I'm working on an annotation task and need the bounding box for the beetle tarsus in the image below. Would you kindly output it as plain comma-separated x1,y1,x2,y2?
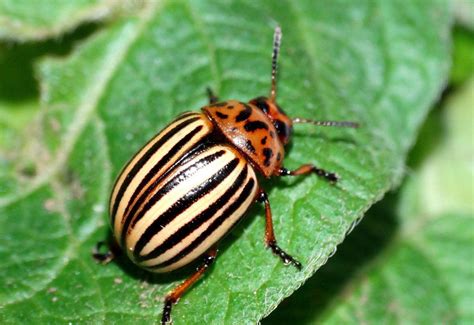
161,298,174,325
258,188,302,270
160,248,218,324
314,168,339,183
279,165,339,184
268,240,302,270
92,241,115,264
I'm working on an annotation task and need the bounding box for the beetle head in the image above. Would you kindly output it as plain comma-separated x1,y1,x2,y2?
249,96,292,145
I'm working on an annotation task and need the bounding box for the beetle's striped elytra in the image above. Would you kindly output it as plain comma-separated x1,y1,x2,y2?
94,26,358,324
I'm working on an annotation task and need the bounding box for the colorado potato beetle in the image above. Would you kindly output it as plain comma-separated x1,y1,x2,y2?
94,26,358,324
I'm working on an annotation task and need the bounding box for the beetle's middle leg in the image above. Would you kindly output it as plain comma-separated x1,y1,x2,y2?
257,189,302,270
206,87,219,104
278,164,339,183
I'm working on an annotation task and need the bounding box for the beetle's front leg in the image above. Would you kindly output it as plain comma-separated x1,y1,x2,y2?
278,164,339,183
257,189,301,270
162,247,218,324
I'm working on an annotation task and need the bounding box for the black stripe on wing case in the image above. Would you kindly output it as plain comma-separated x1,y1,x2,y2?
121,124,205,227
137,164,248,261
110,115,200,224
133,157,241,259
120,149,226,247
151,177,255,269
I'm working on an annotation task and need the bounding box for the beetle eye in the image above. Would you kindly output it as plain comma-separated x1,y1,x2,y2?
274,119,292,144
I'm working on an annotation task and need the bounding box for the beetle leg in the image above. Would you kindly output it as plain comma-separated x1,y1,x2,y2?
278,165,339,184
162,247,218,325
92,241,118,264
206,87,219,104
257,190,302,270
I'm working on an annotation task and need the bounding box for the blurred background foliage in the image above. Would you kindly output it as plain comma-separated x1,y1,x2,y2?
0,1,472,324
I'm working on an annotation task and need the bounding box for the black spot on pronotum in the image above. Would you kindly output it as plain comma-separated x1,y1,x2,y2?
227,105,234,109
216,111,228,119
261,136,267,145
269,130,276,138
276,152,281,161
262,148,273,167
244,121,269,132
245,140,256,153
235,105,252,122
254,97,270,114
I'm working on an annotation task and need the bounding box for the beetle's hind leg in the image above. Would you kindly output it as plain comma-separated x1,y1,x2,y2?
92,240,119,264
257,189,302,270
206,87,219,104
162,247,218,325
278,164,339,184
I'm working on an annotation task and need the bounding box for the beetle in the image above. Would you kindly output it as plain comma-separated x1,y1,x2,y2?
93,26,358,324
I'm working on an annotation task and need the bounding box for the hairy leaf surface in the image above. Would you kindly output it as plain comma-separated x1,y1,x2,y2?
0,1,450,323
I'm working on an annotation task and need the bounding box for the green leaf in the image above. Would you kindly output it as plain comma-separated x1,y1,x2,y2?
0,23,102,197
0,1,451,324
0,0,123,41
265,75,473,324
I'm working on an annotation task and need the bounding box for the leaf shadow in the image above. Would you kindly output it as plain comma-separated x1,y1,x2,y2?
0,22,101,103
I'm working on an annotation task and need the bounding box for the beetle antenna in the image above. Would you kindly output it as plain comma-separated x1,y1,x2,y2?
270,26,282,103
292,118,359,128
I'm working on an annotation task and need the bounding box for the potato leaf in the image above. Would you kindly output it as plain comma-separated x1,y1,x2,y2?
0,1,450,323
